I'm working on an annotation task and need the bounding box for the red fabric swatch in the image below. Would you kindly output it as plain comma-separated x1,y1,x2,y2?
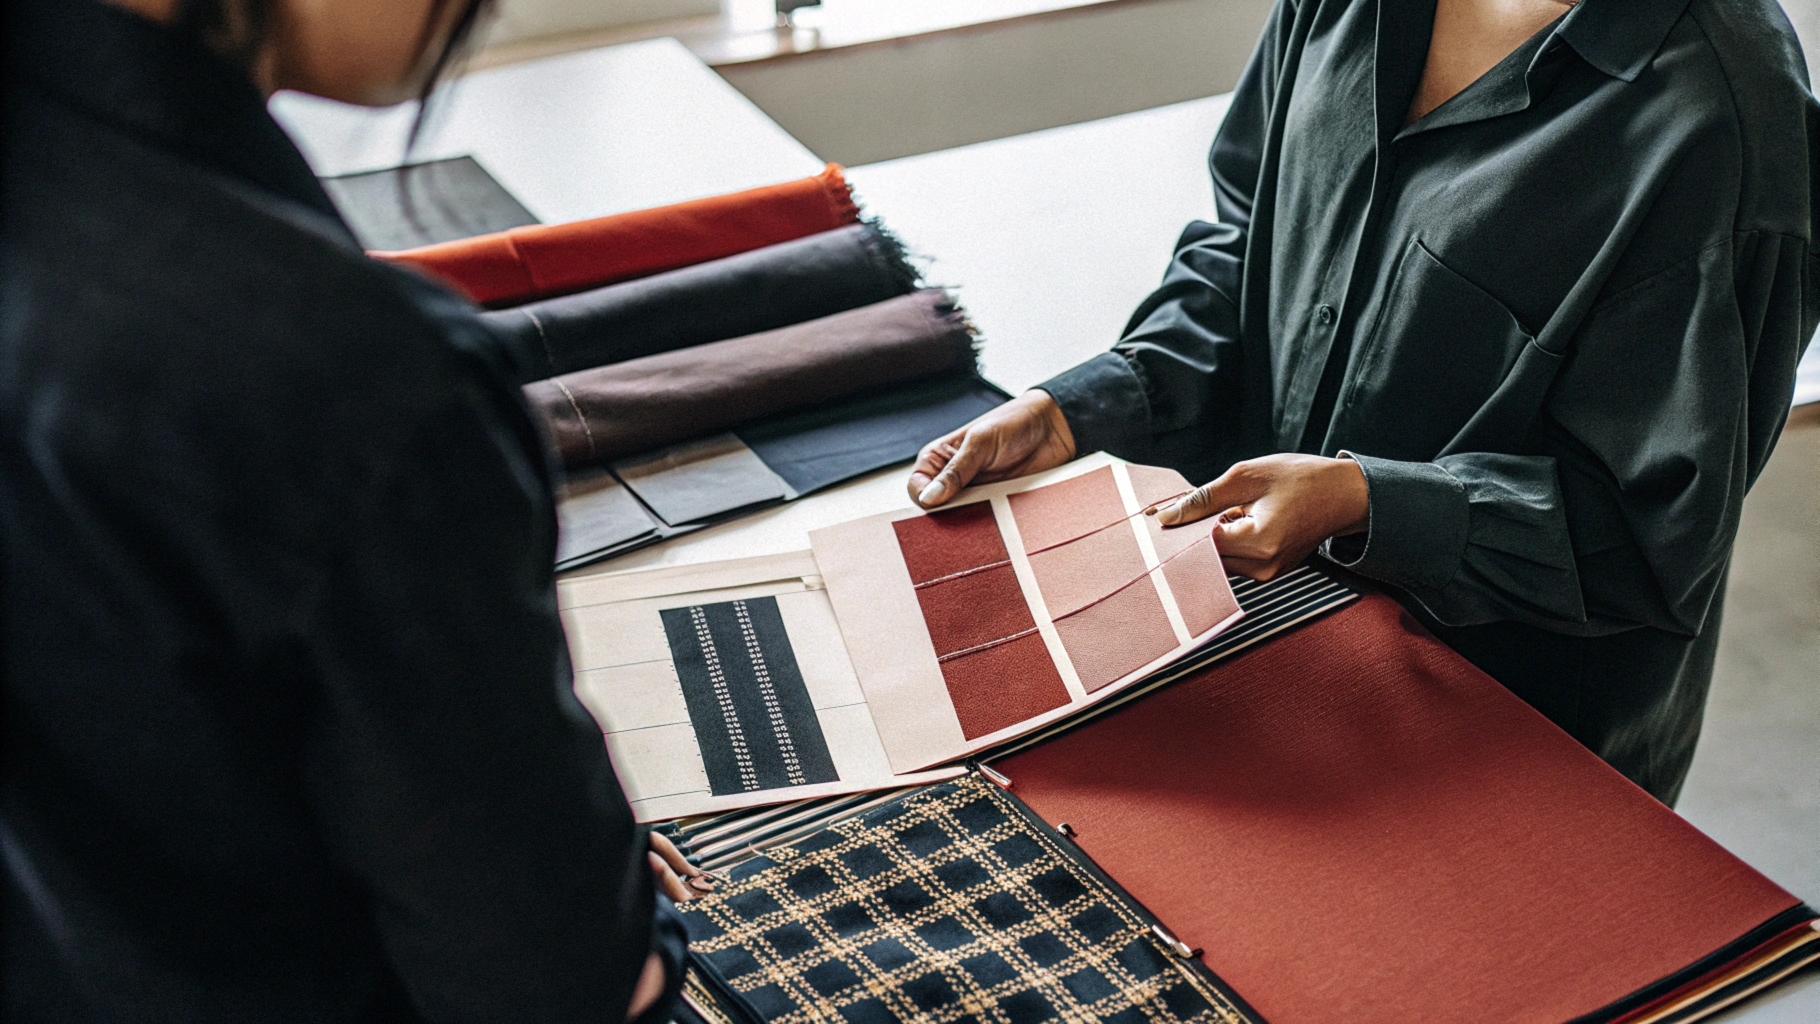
373,165,860,307
939,633,1070,740
915,564,1036,658
998,595,1801,1024
893,501,1009,585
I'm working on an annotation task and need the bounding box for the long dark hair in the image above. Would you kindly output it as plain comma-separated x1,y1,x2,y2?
174,0,495,137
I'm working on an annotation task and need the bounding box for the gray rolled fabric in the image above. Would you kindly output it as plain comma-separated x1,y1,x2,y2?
525,288,977,468
484,221,918,382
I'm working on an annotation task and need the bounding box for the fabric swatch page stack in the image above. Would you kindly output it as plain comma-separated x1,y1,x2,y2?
358,164,1006,570
556,453,1245,821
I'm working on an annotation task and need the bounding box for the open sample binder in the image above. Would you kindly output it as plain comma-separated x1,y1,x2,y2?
659,596,1819,1024
351,163,1006,570
557,453,1244,821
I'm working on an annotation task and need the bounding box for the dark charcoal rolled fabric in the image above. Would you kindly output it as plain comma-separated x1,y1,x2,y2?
484,222,918,382
526,288,976,468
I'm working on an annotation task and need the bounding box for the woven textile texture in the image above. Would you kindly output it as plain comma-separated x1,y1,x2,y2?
678,773,1257,1024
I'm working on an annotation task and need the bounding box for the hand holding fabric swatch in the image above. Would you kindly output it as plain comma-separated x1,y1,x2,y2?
811,453,1244,774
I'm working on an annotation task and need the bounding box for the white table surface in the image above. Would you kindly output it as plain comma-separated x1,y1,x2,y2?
270,38,823,226
277,42,1817,1015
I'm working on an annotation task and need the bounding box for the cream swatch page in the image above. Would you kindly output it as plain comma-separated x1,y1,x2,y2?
810,453,1244,774
558,552,965,822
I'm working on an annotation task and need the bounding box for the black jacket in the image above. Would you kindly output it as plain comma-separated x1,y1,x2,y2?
1042,0,1818,801
1,1,671,1019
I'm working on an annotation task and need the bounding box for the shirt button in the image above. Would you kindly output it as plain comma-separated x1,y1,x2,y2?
1317,304,1336,325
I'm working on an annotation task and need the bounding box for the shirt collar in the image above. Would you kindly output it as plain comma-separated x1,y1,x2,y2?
9,0,346,226
1555,0,1691,82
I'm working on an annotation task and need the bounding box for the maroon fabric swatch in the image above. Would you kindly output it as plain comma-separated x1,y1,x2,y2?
892,501,1008,584
915,565,1036,659
939,633,1070,740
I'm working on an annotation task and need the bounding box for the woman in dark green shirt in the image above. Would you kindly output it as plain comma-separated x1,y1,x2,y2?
909,0,1817,802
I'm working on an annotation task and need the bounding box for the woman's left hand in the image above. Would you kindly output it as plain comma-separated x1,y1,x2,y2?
1152,455,1371,581
648,832,714,902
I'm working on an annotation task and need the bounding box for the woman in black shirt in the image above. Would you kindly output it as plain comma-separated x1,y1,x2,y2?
2,0,693,1019
910,0,1817,802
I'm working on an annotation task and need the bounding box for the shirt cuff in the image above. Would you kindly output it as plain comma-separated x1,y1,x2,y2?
1036,352,1150,458
1322,453,1470,594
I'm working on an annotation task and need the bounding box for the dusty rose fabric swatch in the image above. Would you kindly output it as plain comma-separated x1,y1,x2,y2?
1127,463,1238,636
1053,576,1181,691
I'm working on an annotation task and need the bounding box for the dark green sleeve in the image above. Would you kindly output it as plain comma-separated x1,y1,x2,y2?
1327,232,1813,635
1038,0,1297,477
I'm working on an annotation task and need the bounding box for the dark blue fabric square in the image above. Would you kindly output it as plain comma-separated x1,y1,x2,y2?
803,958,862,998
726,888,785,920
863,936,916,971
745,983,795,1018
997,989,1057,1024
1018,932,1070,968
935,857,992,892
992,834,1044,868
762,921,817,960
1101,1007,1151,1024
786,864,837,899
1030,866,1088,909
821,901,874,938
839,997,895,1024
1115,937,1169,980
1068,904,1122,943
796,828,842,853
879,878,936,916
903,972,959,1011
973,891,1033,929
679,911,724,943
706,945,763,980
839,844,895,880
1161,980,1213,1019
730,856,777,883
953,797,1008,835
893,819,953,856
915,914,974,952
1062,966,1117,1003
960,951,1018,988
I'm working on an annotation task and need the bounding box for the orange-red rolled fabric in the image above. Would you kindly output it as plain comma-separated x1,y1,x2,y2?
372,165,860,307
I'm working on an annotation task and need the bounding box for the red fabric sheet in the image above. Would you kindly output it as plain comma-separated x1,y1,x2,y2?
372,165,860,307
997,594,1801,1024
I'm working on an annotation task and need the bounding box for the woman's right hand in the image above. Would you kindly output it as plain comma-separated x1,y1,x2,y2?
907,390,1077,508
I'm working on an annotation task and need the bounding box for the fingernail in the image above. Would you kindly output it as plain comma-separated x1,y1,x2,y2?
688,876,715,892
918,481,945,506
1156,503,1182,526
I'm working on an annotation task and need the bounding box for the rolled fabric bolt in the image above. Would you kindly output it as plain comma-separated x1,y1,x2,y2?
373,164,859,306
525,289,978,469
483,222,917,382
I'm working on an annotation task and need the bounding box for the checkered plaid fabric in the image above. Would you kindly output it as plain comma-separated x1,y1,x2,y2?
678,774,1257,1024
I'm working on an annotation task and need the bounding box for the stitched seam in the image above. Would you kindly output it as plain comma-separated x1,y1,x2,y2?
935,627,1041,663
523,308,560,376
549,376,596,461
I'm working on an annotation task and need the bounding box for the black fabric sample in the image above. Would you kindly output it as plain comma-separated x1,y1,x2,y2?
485,222,919,382
740,372,1007,495
320,156,538,252
676,773,1260,1024
612,433,790,527
661,598,837,797
3,1,664,1020
555,469,663,567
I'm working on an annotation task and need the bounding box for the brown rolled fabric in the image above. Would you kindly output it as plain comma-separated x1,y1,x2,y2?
525,289,977,468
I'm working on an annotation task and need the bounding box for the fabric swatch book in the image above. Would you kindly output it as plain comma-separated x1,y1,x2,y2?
558,454,1246,819
811,452,1244,774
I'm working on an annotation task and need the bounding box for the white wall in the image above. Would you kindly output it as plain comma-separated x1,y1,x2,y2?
716,0,1274,164
481,0,718,48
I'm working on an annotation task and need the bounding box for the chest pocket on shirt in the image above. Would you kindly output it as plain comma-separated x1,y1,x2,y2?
1335,238,1535,460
